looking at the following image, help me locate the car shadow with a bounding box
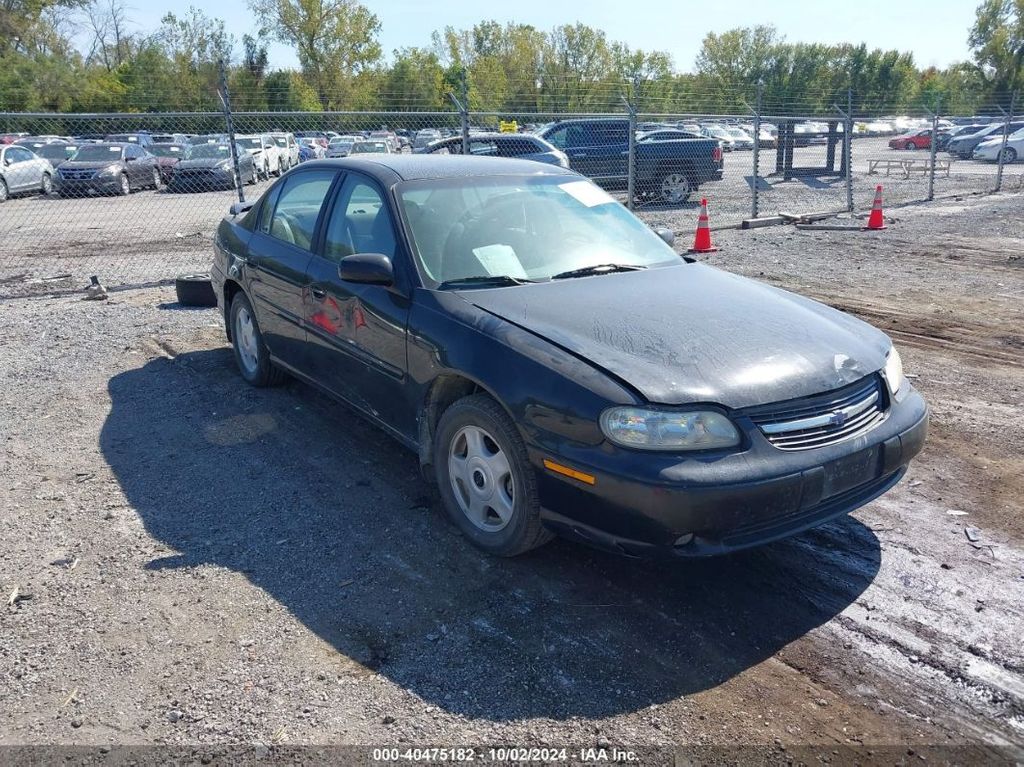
[100,348,881,722]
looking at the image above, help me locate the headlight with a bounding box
[98,165,118,177]
[217,160,231,170]
[600,407,741,451]
[883,346,904,395]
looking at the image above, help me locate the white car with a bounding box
[972,127,1024,163]
[236,134,283,178]
[269,132,300,170]
[0,144,55,202]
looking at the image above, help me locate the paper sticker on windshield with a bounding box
[559,180,615,207]
[109,146,120,152]
[472,244,528,279]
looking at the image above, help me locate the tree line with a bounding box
[1,0,1021,117]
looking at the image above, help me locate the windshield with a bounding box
[351,142,387,153]
[239,137,264,148]
[72,145,123,162]
[273,136,288,147]
[329,138,354,146]
[727,129,747,138]
[398,177,680,287]
[189,144,231,159]
[706,128,728,138]
[150,144,184,157]
[36,144,77,161]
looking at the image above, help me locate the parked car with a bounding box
[326,136,359,158]
[54,142,161,197]
[889,128,933,150]
[269,132,300,170]
[539,118,722,204]
[210,155,928,558]
[935,124,986,151]
[236,134,281,178]
[297,138,321,162]
[148,143,188,183]
[167,143,258,192]
[724,127,755,150]
[947,122,1024,159]
[699,124,736,151]
[104,132,154,148]
[349,140,392,155]
[413,129,442,150]
[150,133,190,145]
[421,133,568,167]
[972,127,1024,163]
[295,131,330,149]
[14,139,79,169]
[0,144,55,201]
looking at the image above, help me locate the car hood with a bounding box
[59,161,122,171]
[459,264,891,409]
[176,158,233,169]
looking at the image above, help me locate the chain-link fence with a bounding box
[0,86,1020,298]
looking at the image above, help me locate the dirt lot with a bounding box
[1,192,1022,761]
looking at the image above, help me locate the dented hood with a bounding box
[460,263,891,409]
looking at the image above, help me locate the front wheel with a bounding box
[118,173,130,195]
[229,292,286,387]
[151,167,161,190]
[658,171,694,205]
[0,178,8,203]
[434,394,552,557]
[40,172,52,195]
[906,143,919,150]
[1002,147,1018,163]
[249,164,258,185]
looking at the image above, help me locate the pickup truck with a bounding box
[538,118,723,204]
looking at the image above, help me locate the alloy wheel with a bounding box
[447,425,515,533]
[660,173,692,204]
[41,173,52,195]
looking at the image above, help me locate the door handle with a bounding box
[310,286,327,301]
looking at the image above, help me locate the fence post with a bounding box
[218,59,244,205]
[845,89,854,212]
[622,95,637,211]
[459,68,470,155]
[750,82,763,219]
[995,91,1018,192]
[927,96,940,201]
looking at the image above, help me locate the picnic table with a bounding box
[867,156,952,179]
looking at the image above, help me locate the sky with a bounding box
[124,0,978,72]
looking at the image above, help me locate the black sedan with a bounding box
[167,143,257,192]
[210,156,928,558]
[54,142,161,196]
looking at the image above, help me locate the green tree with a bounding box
[264,69,321,111]
[969,0,1024,100]
[249,0,381,109]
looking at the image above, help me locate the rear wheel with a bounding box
[230,292,286,387]
[434,394,552,557]
[658,171,694,205]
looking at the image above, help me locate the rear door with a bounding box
[565,121,628,181]
[245,169,339,370]
[302,172,414,437]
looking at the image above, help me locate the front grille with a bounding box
[60,169,97,180]
[745,375,888,451]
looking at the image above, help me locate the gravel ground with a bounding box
[2,137,1022,296]
[1,191,1022,762]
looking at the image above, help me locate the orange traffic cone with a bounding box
[688,198,718,253]
[865,185,886,230]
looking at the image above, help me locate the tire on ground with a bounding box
[174,273,218,307]
[434,393,553,557]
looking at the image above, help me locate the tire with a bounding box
[40,172,52,195]
[0,178,8,203]
[262,161,270,180]
[229,292,286,387]
[906,142,918,150]
[249,164,258,185]
[657,171,694,205]
[434,394,552,557]
[174,273,217,307]
[1002,147,1018,163]
[118,173,130,196]
[151,167,161,190]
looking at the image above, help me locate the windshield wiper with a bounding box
[551,263,647,280]
[438,275,539,289]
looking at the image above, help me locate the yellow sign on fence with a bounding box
[499,120,519,133]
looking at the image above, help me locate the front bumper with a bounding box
[55,176,121,194]
[168,169,235,190]
[532,387,928,558]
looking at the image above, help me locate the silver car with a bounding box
[0,144,54,202]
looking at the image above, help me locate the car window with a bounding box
[468,140,498,156]
[7,147,33,163]
[323,176,397,264]
[544,126,568,149]
[265,171,336,249]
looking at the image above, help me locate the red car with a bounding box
[889,129,932,150]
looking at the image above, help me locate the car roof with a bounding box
[297,155,576,182]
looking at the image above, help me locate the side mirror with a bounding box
[655,227,675,247]
[339,253,393,286]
